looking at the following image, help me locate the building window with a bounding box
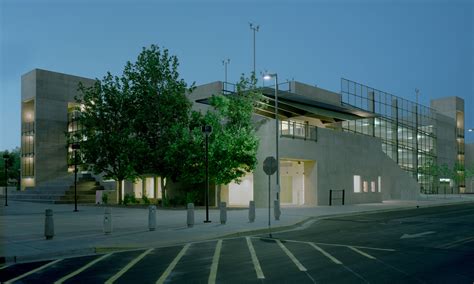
[378,176,382,192]
[363,181,369,192]
[371,181,376,192]
[354,175,361,193]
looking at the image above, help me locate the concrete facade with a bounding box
[21,69,94,188]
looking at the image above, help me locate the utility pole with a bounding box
[249,23,259,76]
[222,58,230,82]
[415,88,420,105]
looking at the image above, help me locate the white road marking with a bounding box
[105,249,153,284]
[54,254,111,284]
[156,244,190,284]
[270,238,395,252]
[308,242,342,265]
[208,240,223,284]
[348,246,376,260]
[6,259,62,284]
[246,237,265,279]
[276,240,307,271]
[400,231,436,239]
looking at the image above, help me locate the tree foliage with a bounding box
[76,72,143,203]
[123,45,194,199]
[183,75,262,187]
[0,148,20,186]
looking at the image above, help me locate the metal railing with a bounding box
[280,120,318,142]
[329,189,345,206]
[456,128,464,138]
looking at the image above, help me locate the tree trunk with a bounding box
[117,179,123,204]
[160,177,167,207]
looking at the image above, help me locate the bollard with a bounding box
[148,205,157,231]
[103,207,112,235]
[187,203,194,228]
[249,201,255,223]
[274,200,281,221]
[44,209,54,240]
[220,202,227,224]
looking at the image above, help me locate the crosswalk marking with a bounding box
[308,242,342,265]
[246,237,265,279]
[5,259,63,284]
[54,253,111,284]
[276,240,307,271]
[257,237,395,252]
[208,240,222,284]
[348,246,376,260]
[156,244,190,284]
[105,249,153,284]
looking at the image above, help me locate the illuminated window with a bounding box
[363,181,368,192]
[354,175,361,193]
[371,181,376,192]
[378,176,382,192]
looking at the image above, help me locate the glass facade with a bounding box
[340,78,437,192]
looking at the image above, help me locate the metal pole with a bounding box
[204,133,210,223]
[268,174,272,238]
[275,75,280,201]
[74,149,78,212]
[4,158,8,207]
[249,23,259,76]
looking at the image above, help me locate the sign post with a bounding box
[263,156,277,238]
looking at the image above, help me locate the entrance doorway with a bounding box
[280,160,305,205]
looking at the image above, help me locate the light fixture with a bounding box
[468,128,473,132]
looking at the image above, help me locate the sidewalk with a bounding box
[1,194,473,264]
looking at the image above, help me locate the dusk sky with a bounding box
[1,0,473,150]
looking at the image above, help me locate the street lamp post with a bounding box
[202,125,213,223]
[3,153,10,206]
[72,143,80,212]
[263,73,280,201]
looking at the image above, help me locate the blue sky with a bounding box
[1,0,473,150]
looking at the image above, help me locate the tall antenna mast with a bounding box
[222,58,230,82]
[249,23,260,76]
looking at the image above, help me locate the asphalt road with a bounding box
[1,203,474,283]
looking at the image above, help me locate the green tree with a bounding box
[183,75,262,203]
[122,44,194,201]
[0,148,20,187]
[75,72,143,204]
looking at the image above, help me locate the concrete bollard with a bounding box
[274,200,281,221]
[103,207,112,235]
[249,201,255,223]
[220,202,227,224]
[148,205,157,231]
[44,209,54,240]
[187,203,194,228]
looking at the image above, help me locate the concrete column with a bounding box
[368,91,375,137]
[104,208,112,234]
[148,205,156,231]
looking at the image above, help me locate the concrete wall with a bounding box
[253,119,420,207]
[290,81,341,106]
[435,113,457,168]
[21,69,94,186]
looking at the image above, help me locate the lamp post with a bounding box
[263,73,280,201]
[202,125,213,223]
[3,153,10,206]
[72,143,80,212]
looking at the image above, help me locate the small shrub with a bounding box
[186,191,199,204]
[123,193,132,206]
[101,192,108,204]
[142,194,150,205]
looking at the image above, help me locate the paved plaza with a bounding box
[1,194,474,265]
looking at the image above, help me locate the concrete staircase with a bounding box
[8,173,104,204]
